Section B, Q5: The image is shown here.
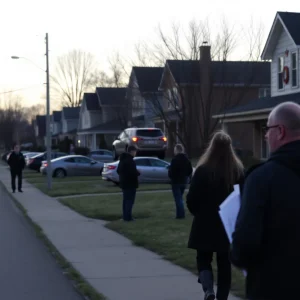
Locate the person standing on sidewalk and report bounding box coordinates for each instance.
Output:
[7,143,26,193]
[231,102,300,300]
[186,131,244,300]
[117,145,140,222]
[168,144,193,219]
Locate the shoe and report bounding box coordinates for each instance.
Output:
[199,270,215,300]
[18,189,23,193]
[204,292,215,300]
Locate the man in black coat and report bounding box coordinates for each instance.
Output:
[168,144,193,219]
[117,145,140,221]
[7,144,25,193]
[231,101,300,300]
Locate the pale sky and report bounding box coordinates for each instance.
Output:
[0,0,299,109]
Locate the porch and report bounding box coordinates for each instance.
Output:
[77,120,124,151]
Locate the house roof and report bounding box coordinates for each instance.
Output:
[36,115,46,137]
[132,67,164,93]
[62,107,80,119]
[77,119,124,134]
[83,93,100,110]
[214,92,300,118]
[166,60,270,86]
[95,87,126,106]
[261,12,300,60]
[52,111,62,122]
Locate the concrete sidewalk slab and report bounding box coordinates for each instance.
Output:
[0,168,242,300]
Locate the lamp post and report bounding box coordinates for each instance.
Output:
[11,33,52,190]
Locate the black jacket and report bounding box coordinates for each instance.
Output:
[7,151,25,171]
[168,153,193,184]
[186,166,235,252]
[117,153,140,189]
[231,140,300,300]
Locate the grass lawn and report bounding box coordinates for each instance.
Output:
[34,181,171,197]
[25,175,102,184]
[60,192,245,298]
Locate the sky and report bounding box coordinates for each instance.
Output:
[0,0,299,109]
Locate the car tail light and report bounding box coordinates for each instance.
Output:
[160,136,167,142]
[44,163,48,167]
[132,136,142,142]
[107,165,116,170]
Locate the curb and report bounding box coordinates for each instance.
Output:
[0,180,106,300]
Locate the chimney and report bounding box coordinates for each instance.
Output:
[200,41,211,62]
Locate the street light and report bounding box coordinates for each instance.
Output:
[11,33,52,190]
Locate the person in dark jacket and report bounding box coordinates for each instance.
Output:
[117,145,140,221]
[7,144,25,193]
[231,101,300,300]
[186,131,244,300]
[168,144,193,219]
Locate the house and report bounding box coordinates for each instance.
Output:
[155,45,270,157]
[60,107,80,142]
[34,115,46,147]
[51,110,62,146]
[77,88,127,150]
[213,11,300,160]
[127,66,164,127]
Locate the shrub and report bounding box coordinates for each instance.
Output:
[74,146,90,156]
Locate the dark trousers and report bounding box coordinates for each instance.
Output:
[197,250,231,300]
[171,184,186,218]
[10,169,22,192]
[122,188,136,221]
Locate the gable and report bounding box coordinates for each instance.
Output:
[261,12,300,60]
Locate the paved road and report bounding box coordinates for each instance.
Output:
[0,185,83,300]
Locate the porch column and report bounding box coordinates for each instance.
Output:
[221,121,228,132]
[92,133,97,150]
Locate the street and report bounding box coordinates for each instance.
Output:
[0,184,83,300]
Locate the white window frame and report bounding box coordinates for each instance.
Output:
[291,51,298,88]
[278,56,284,91]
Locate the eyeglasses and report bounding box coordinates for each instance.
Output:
[262,125,280,132]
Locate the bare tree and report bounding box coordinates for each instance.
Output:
[23,103,45,122]
[51,49,98,107]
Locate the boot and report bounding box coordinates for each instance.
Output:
[198,270,215,300]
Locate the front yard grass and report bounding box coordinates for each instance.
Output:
[25,175,102,184]
[59,192,245,299]
[34,181,171,197]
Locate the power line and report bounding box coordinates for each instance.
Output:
[0,84,43,95]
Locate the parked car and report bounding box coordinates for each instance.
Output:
[102,156,172,184]
[24,152,42,166]
[40,155,104,178]
[28,152,68,171]
[112,127,167,160]
[87,149,114,163]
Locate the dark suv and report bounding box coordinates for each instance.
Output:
[112,127,167,160]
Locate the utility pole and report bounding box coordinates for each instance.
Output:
[45,33,52,190]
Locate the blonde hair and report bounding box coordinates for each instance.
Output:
[197,130,244,188]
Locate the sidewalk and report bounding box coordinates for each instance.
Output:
[0,166,241,300]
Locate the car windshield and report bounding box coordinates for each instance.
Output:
[136,129,163,137]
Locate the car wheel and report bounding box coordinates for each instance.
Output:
[112,148,118,161]
[54,168,66,178]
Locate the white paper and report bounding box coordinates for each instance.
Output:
[219,185,240,244]
[219,184,247,276]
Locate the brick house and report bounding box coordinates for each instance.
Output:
[154,45,270,157]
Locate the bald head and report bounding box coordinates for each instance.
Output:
[270,102,300,133]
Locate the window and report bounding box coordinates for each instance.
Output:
[65,158,75,163]
[259,88,271,98]
[278,56,284,90]
[149,159,169,168]
[74,157,91,164]
[135,158,151,166]
[292,52,298,87]
[136,129,163,137]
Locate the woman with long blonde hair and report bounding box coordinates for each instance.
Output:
[186,130,244,300]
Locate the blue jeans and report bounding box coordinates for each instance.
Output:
[122,188,136,221]
[171,184,186,218]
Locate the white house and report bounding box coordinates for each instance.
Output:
[213,11,300,160]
